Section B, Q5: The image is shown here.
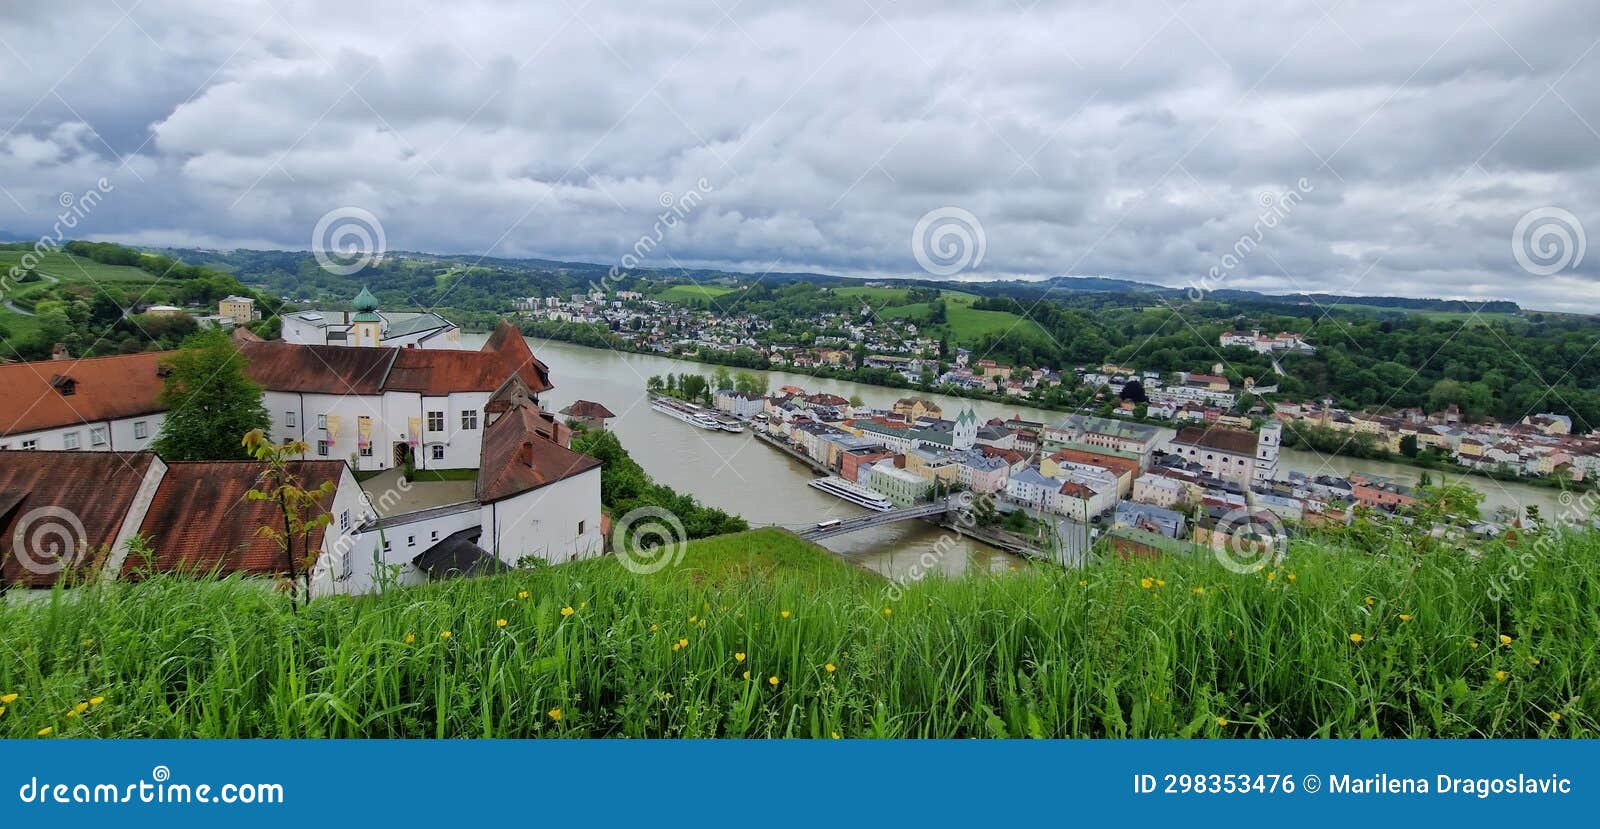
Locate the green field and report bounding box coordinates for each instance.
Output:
[0,250,163,341]
[3,526,1594,738]
[656,283,736,305]
[837,286,1052,346]
[1329,303,1523,325]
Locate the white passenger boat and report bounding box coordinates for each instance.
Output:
[712,414,745,433]
[807,475,894,512]
[650,395,723,430]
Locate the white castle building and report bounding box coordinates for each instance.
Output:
[281,287,464,349]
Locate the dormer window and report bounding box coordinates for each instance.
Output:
[49,375,76,396]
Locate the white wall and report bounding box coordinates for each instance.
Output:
[265,389,489,472]
[1,413,163,453]
[480,467,603,566]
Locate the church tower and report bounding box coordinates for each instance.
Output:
[350,286,383,348]
[1254,420,1281,482]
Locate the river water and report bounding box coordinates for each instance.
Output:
[467,334,1568,575]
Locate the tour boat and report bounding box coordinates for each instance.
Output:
[807,476,894,512]
[650,395,723,430]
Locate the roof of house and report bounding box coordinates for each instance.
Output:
[1172,425,1259,455]
[239,340,396,395]
[0,351,172,437]
[125,460,347,580]
[477,404,602,504]
[560,400,617,419]
[412,527,508,579]
[0,451,157,588]
[385,321,551,395]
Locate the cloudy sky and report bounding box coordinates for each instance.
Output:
[1,0,1596,310]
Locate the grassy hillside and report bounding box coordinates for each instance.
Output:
[656,283,736,305]
[1,526,1595,738]
[836,286,1053,347]
[0,250,164,340]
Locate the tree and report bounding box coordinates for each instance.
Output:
[152,328,269,460]
[1119,379,1148,403]
[243,430,335,608]
[1398,434,1419,458]
[712,365,733,392]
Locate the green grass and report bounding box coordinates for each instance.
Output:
[1,526,1595,738]
[0,251,165,343]
[656,284,735,305]
[842,287,1050,347]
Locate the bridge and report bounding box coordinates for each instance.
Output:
[797,496,967,541]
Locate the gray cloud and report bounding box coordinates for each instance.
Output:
[0,0,1596,311]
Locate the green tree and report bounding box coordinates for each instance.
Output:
[152,328,269,460]
[1398,433,1419,457]
[243,429,335,608]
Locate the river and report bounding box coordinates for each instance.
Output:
[466,334,1568,574]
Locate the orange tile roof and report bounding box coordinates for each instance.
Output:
[477,404,601,504]
[126,460,347,579]
[0,451,157,588]
[0,351,171,438]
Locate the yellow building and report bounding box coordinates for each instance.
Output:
[218,295,258,325]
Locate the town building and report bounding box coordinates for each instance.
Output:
[280,288,464,349]
[865,459,932,507]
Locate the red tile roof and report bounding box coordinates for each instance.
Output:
[2,320,550,435]
[1172,425,1259,455]
[560,400,616,419]
[477,404,601,504]
[0,451,158,588]
[125,460,347,579]
[0,351,171,438]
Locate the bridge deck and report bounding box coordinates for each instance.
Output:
[798,498,960,540]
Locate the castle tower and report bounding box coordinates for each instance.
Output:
[351,286,383,348]
[953,407,978,450]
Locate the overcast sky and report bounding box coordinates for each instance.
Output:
[1,1,1596,310]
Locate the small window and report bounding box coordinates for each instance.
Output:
[286,411,297,428]
[21,440,37,450]
[360,443,372,458]
[427,411,444,432]
[63,431,80,450]
[382,537,392,553]
[577,520,586,536]
[318,414,328,429]
[431,445,444,461]
[407,535,416,548]
[430,530,439,542]
[89,426,107,447]
[340,511,350,530]
[461,410,478,430]
[317,440,330,456]
[133,421,148,439]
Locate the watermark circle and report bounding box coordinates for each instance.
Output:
[312,206,386,276]
[11,506,89,575]
[911,206,986,276]
[1511,207,1585,276]
[1210,507,1287,574]
[611,506,688,574]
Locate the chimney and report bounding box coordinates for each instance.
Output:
[51,343,69,361]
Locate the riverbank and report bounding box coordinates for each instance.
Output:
[6,525,1593,738]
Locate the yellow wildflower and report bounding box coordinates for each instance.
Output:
[579,601,588,610]
[1265,571,1276,581]
[1528,658,1541,666]
[518,590,530,600]
[768,676,780,686]
[404,633,415,645]
[439,630,451,639]
[1551,712,1562,722]
[0,693,17,705]
[496,618,508,628]
[37,727,52,737]
[698,619,707,628]
[649,624,659,632]
[0,706,6,718]
[1399,614,1413,622]
[1078,579,1087,587]
[735,652,746,663]
[677,638,689,649]
[781,610,791,619]
[1216,717,1229,726]
[1494,670,1509,682]
[1499,634,1513,646]
[1140,577,1154,589]
[548,708,563,721]
[1468,640,1479,649]
[689,615,698,623]
[1155,579,1166,587]
[1193,587,1205,595]
[1286,573,1296,583]
[831,731,842,740]
[1364,596,1375,606]
[561,606,575,617]
[89,696,104,706]
[825,663,836,673]
[1349,633,1364,644]
[743,671,751,680]
[881,608,892,617]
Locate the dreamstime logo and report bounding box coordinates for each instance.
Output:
[1210,507,1288,574]
[595,177,715,292]
[10,506,89,575]
[311,207,386,276]
[1188,178,1313,301]
[2,177,115,300]
[1511,207,1585,276]
[611,506,688,574]
[911,207,986,276]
